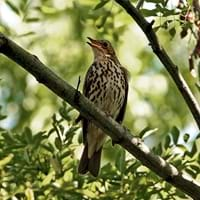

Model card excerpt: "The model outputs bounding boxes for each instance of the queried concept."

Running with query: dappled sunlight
[0,0,200,199]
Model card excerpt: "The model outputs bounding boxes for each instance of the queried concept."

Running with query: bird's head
[87,37,116,60]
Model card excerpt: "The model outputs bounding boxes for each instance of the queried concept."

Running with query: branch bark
[115,0,200,130]
[0,34,200,199]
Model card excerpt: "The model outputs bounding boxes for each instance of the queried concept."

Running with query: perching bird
[77,37,129,177]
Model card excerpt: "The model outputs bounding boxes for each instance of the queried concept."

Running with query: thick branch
[0,34,200,199]
[115,0,200,130]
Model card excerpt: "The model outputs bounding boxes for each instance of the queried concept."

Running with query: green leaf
[48,128,55,137]
[60,151,71,160]
[164,135,171,149]
[0,105,6,120]
[185,168,196,178]
[141,128,158,139]
[63,170,73,182]
[41,171,55,186]
[25,18,40,23]
[186,142,197,157]
[39,6,57,14]
[195,132,200,139]
[190,142,197,157]
[138,126,150,138]
[55,137,62,151]
[64,126,78,143]
[0,114,7,120]
[2,131,17,144]
[59,104,73,121]
[176,144,187,152]
[171,126,180,145]
[25,188,34,200]
[50,156,62,175]
[153,142,163,155]
[42,143,55,153]
[175,188,187,198]
[93,0,109,10]
[190,164,200,172]
[23,127,33,144]
[32,131,47,149]
[141,9,158,17]
[183,133,190,143]
[169,27,176,38]
[115,148,126,174]
[18,32,35,37]
[19,0,28,11]
[195,83,200,93]
[5,0,20,15]
[96,11,111,28]
[0,154,14,169]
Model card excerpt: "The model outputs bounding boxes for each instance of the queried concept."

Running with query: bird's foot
[112,136,124,146]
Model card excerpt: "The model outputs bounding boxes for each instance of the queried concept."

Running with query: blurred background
[0,0,200,199]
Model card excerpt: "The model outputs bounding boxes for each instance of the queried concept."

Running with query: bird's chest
[87,61,125,118]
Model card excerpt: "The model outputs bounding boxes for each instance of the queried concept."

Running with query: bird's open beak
[87,37,102,49]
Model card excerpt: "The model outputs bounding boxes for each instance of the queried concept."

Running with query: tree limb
[0,33,200,199]
[115,0,200,130]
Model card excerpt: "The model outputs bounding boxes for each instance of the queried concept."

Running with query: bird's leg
[112,136,124,146]
[112,126,131,146]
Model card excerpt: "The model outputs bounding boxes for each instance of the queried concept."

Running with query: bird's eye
[102,42,108,48]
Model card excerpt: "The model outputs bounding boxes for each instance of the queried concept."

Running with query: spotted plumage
[78,37,129,177]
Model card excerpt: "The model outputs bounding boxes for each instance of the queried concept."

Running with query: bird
[77,37,129,177]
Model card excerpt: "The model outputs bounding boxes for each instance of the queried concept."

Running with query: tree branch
[0,33,200,199]
[115,0,200,130]
[136,0,144,9]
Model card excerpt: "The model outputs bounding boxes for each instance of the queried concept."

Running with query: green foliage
[0,0,200,199]
[1,103,199,199]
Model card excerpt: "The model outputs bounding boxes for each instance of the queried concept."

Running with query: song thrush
[77,37,129,177]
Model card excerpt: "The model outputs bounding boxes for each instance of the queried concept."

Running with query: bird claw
[112,137,123,146]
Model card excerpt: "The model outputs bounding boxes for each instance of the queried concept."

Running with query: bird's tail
[78,144,102,177]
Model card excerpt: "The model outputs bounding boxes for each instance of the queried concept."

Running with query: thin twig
[76,76,81,91]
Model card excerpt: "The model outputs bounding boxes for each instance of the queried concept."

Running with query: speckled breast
[86,59,126,119]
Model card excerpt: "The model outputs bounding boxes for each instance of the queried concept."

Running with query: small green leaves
[93,0,109,10]
[115,148,126,174]
[171,126,180,145]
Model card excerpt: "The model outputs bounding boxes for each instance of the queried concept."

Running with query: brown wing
[115,67,129,124]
